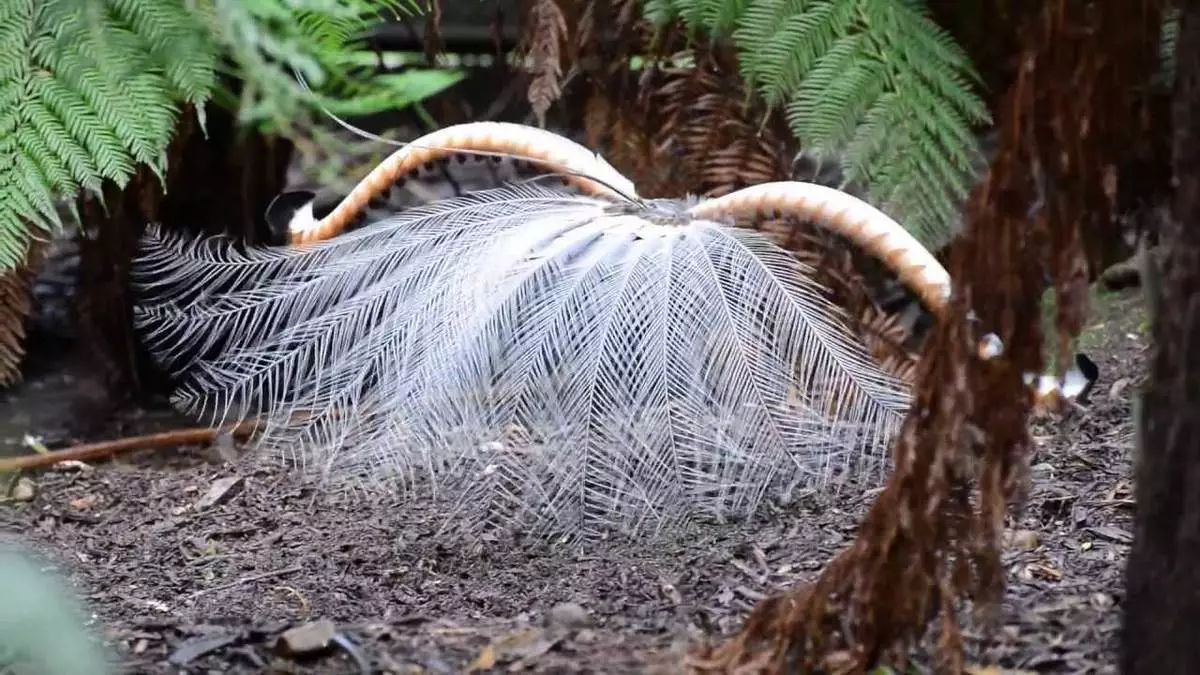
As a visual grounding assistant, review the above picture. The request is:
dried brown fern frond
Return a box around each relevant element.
[1028,0,1165,370]
[522,0,570,126]
[578,0,691,197]
[579,42,928,379]
[653,49,789,195]
[858,306,920,383]
[570,9,937,381]
[695,0,1163,671]
[583,90,686,197]
[0,241,41,387]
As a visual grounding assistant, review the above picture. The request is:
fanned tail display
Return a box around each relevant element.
[133,183,911,541]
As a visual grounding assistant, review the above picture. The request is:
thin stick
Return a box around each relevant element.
[0,421,260,473]
[187,566,303,600]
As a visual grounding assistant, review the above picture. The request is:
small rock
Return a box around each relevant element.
[546,602,591,630]
[1109,377,1132,401]
[212,433,240,463]
[195,476,244,510]
[1091,592,1115,610]
[9,477,35,502]
[276,619,337,656]
[1009,529,1040,551]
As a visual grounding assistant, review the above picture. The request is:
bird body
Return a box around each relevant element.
[135,178,913,541]
[130,121,1095,542]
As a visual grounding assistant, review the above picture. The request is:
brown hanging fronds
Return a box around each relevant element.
[522,0,569,126]
[0,242,40,387]
[693,0,1162,671]
[651,49,789,196]
[574,32,926,381]
[1029,0,1165,371]
[577,0,683,195]
[583,90,684,197]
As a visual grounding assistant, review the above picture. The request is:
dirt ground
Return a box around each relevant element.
[0,287,1145,674]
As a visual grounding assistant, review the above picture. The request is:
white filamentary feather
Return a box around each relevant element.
[133,183,912,541]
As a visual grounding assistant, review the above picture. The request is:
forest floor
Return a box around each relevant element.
[0,286,1145,674]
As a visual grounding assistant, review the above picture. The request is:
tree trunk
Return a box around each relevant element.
[928,0,1172,278]
[1122,1,1200,671]
[50,102,293,438]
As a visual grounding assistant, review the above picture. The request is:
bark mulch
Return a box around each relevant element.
[0,289,1145,674]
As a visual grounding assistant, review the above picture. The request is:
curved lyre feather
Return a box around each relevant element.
[689,183,1100,408]
[689,182,952,316]
[293,122,637,244]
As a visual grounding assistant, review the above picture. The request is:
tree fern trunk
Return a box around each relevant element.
[73,102,294,406]
[1122,0,1200,671]
[929,0,1170,278]
[925,0,1040,111]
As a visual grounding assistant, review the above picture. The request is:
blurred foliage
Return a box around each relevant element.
[0,543,113,675]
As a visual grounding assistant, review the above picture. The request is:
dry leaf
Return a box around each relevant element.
[1087,525,1133,544]
[195,476,244,510]
[69,494,100,511]
[467,645,498,672]
[523,0,568,126]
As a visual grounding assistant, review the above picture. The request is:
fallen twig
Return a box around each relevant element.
[0,421,260,473]
[188,565,303,600]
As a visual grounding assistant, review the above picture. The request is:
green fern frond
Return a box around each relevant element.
[0,0,457,272]
[642,0,680,27]
[648,0,991,248]
[293,0,414,50]
[203,0,458,136]
[0,0,215,269]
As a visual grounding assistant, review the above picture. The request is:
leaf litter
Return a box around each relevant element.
[0,290,1145,673]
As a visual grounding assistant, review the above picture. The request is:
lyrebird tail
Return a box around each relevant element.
[132,183,912,541]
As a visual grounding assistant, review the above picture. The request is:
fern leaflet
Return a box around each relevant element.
[645,0,991,248]
[0,0,215,269]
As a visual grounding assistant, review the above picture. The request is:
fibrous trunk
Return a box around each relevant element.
[73,101,293,402]
[700,0,1162,670]
[1122,0,1200,671]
